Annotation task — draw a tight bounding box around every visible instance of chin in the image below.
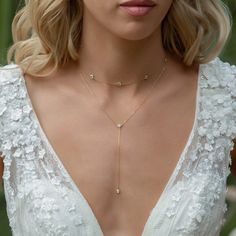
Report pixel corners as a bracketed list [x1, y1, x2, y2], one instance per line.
[113, 25, 157, 41]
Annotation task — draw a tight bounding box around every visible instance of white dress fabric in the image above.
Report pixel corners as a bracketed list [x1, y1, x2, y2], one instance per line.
[0, 57, 236, 236]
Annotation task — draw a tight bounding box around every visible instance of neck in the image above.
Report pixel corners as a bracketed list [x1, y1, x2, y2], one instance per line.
[76, 11, 168, 99]
[77, 13, 167, 90]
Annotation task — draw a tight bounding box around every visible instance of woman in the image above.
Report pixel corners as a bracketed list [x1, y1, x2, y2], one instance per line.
[0, 0, 236, 235]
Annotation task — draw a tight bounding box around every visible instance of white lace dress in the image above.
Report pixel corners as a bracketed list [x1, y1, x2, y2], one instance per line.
[0, 57, 236, 236]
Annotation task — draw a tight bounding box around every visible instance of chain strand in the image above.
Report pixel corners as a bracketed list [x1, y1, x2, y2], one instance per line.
[79, 56, 168, 194]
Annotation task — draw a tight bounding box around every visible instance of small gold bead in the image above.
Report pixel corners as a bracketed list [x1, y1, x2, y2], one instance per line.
[116, 188, 120, 194]
[115, 81, 122, 86]
[89, 74, 95, 80]
[117, 123, 123, 128]
[144, 74, 149, 80]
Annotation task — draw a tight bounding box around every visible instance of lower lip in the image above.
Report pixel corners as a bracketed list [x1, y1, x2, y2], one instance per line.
[119, 6, 155, 16]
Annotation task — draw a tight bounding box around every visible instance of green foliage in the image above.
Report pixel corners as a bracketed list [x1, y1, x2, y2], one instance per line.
[221, 0, 236, 64]
[0, 0, 17, 65]
[0, 187, 11, 236]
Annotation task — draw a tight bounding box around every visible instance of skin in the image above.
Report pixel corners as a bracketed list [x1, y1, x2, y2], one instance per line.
[0, 0, 236, 235]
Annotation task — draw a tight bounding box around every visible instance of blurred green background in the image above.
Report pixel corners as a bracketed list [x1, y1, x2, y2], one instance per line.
[0, 0, 236, 235]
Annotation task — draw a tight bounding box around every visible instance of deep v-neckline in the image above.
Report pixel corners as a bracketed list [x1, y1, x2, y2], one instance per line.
[20, 63, 203, 236]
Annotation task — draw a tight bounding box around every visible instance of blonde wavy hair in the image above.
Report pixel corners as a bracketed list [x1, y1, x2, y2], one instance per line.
[6, 0, 233, 77]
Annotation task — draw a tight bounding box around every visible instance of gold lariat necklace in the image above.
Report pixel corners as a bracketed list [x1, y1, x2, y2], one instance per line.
[79, 56, 168, 195]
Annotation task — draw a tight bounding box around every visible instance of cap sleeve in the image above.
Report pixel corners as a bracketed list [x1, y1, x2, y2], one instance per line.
[0, 63, 22, 159]
[226, 63, 236, 96]
[219, 60, 236, 169]
[212, 59, 236, 138]
[225, 62, 236, 140]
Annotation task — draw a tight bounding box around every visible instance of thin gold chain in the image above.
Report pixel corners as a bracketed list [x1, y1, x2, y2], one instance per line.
[88, 72, 150, 86]
[79, 57, 168, 194]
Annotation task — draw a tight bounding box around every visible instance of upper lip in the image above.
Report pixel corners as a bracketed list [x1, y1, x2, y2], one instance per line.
[119, 0, 156, 7]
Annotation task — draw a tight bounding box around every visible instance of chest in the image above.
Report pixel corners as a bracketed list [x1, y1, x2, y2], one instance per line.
[24, 79, 198, 235]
